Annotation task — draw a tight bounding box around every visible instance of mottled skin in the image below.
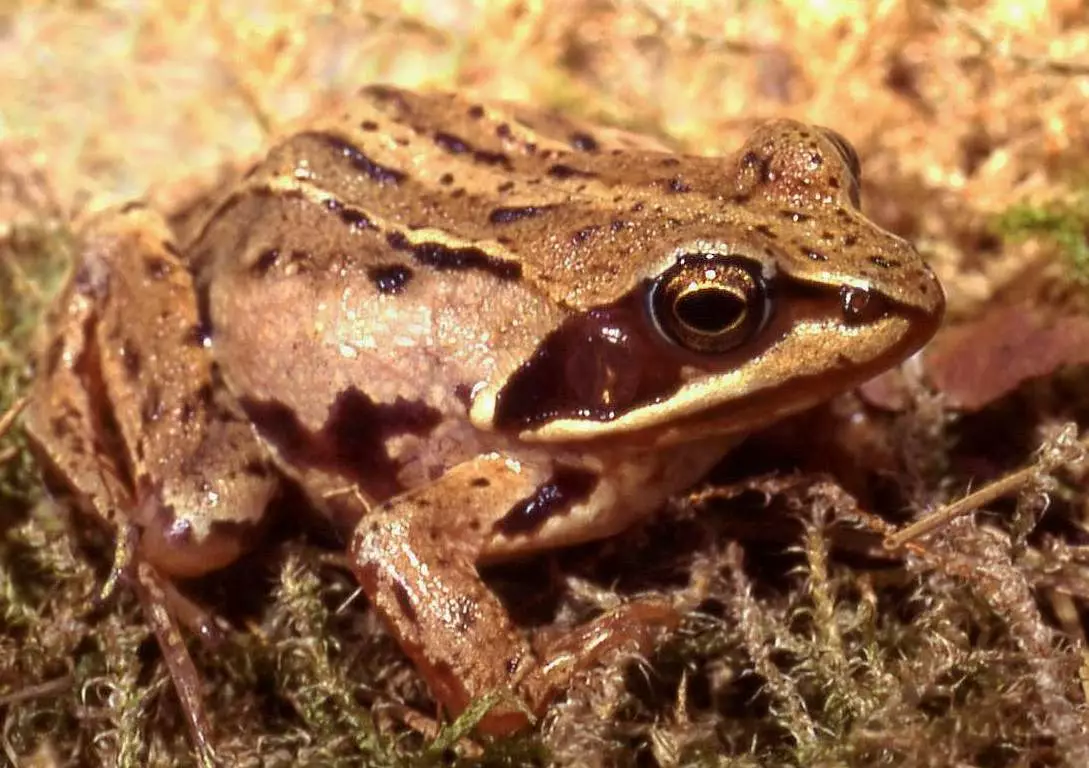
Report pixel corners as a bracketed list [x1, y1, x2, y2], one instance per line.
[24, 86, 944, 744]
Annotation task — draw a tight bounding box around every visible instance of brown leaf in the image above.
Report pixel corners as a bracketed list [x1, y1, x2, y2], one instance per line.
[923, 303, 1089, 410]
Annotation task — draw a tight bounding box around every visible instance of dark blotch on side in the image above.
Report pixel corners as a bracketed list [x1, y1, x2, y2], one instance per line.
[870, 255, 900, 269]
[495, 466, 599, 536]
[367, 263, 414, 294]
[241, 389, 441, 499]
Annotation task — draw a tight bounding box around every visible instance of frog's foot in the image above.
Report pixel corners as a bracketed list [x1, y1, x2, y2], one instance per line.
[349, 455, 680, 735]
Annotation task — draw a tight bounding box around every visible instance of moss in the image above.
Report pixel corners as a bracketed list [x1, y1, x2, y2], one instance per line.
[993, 191, 1089, 286]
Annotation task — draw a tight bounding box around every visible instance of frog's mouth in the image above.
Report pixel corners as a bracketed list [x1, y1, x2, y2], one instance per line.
[478, 266, 943, 446]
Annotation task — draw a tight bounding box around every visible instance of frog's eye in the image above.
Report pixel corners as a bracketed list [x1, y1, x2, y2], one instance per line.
[820, 128, 861, 181]
[649, 255, 770, 354]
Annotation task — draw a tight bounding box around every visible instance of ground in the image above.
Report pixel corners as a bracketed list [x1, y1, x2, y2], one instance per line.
[2, 2, 1089, 766]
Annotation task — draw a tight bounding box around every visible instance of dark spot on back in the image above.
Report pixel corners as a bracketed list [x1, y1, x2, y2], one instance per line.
[252, 249, 280, 275]
[470, 477, 490, 488]
[438, 172, 455, 185]
[547, 163, 597, 180]
[754, 224, 777, 239]
[453, 384, 473, 409]
[473, 149, 513, 170]
[870, 255, 899, 269]
[183, 322, 210, 348]
[805, 249, 829, 262]
[571, 224, 602, 245]
[43, 337, 64, 377]
[666, 177, 691, 193]
[741, 150, 773, 184]
[386, 231, 522, 280]
[121, 339, 141, 380]
[323, 198, 373, 231]
[780, 210, 811, 223]
[391, 581, 419, 625]
[495, 123, 513, 140]
[360, 120, 379, 131]
[144, 257, 171, 280]
[307, 132, 405, 185]
[488, 205, 556, 224]
[243, 460, 270, 478]
[569, 131, 599, 152]
[367, 263, 414, 294]
[434, 131, 472, 154]
[141, 385, 163, 425]
[468, 104, 485, 119]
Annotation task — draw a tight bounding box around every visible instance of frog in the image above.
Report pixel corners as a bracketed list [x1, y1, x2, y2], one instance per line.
[23, 85, 945, 749]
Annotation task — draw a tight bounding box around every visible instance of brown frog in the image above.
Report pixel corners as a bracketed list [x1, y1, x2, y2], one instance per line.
[24, 85, 944, 751]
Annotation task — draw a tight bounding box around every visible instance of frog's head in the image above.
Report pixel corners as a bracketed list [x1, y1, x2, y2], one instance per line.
[477, 120, 944, 446]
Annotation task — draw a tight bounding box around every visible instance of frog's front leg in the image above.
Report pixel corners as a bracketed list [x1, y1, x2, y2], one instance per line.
[350, 454, 679, 734]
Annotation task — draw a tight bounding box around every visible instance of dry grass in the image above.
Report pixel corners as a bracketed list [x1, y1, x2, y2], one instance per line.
[2, 1, 1089, 766]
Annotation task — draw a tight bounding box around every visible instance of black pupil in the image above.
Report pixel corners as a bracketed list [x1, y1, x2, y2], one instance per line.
[675, 289, 745, 334]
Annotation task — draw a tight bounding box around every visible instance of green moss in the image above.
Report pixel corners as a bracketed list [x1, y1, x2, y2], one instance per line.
[993, 191, 1089, 285]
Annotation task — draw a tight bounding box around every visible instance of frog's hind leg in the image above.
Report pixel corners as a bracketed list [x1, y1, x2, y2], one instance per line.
[349, 454, 679, 735]
[23, 206, 278, 761]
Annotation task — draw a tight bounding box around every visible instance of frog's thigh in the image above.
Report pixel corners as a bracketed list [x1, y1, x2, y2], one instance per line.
[350, 454, 677, 733]
[30, 207, 277, 578]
